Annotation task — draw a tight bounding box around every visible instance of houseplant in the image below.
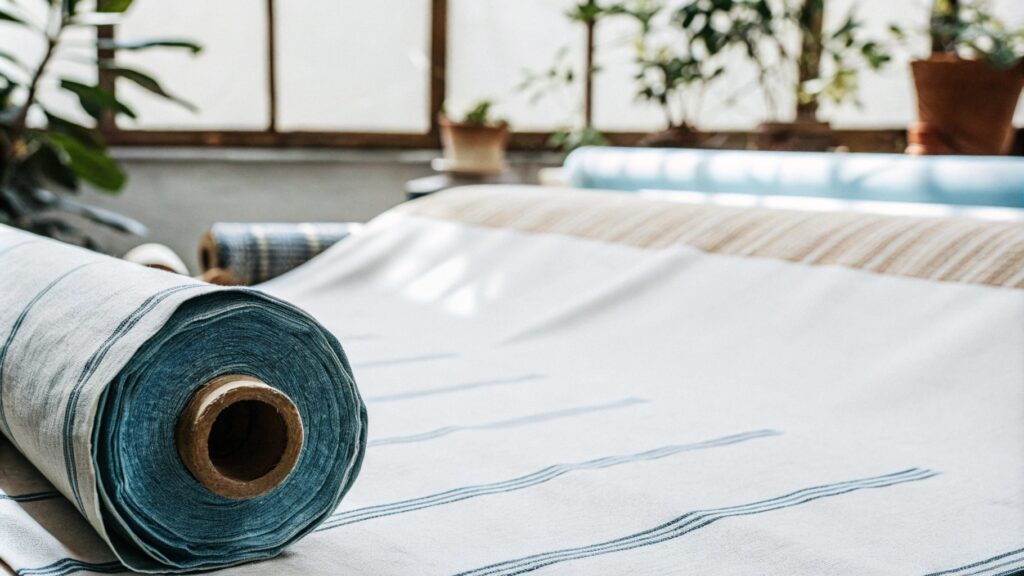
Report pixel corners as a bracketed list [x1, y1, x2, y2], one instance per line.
[0, 0, 199, 250]
[761, 0, 897, 150]
[611, 0, 725, 147]
[520, 1, 614, 152]
[668, 0, 890, 150]
[438, 100, 510, 175]
[900, 0, 1024, 155]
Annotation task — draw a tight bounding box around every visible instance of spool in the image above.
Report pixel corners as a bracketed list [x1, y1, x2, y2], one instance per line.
[176, 375, 304, 499]
[122, 243, 190, 276]
[198, 231, 220, 273]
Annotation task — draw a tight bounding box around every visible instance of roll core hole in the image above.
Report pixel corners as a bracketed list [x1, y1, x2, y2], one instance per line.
[177, 375, 304, 499]
[208, 399, 288, 482]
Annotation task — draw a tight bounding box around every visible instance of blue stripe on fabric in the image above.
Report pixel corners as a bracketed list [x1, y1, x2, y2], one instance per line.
[0, 262, 102, 442]
[925, 548, 1024, 576]
[364, 374, 545, 403]
[455, 468, 938, 576]
[0, 490, 61, 503]
[0, 239, 39, 258]
[352, 352, 457, 370]
[16, 559, 124, 576]
[317, 429, 780, 532]
[62, 283, 205, 513]
[368, 397, 647, 447]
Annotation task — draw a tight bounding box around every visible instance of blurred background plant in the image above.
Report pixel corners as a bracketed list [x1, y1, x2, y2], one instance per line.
[522, 0, 893, 152]
[894, 0, 1024, 67]
[797, 2, 892, 115]
[611, 0, 723, 146]
[0, 0, 199, 250]
[687, 0, 892, 123]
[897, 0, 1024, 155]
[519, 1, 611, 152]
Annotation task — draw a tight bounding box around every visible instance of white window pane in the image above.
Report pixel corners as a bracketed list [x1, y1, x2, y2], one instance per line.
[593, 4, 793, 132]
[275, 0, 430, 132]
[449, 0, 584, 132]
[117, 0, 269, 130]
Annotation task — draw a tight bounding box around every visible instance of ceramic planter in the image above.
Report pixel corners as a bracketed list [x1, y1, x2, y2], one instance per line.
[438, 115, 510, 175]
[909, 55, 1024, 155]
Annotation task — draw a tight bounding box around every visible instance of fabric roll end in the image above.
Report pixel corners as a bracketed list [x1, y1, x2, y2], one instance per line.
[176, 375, 304, 500]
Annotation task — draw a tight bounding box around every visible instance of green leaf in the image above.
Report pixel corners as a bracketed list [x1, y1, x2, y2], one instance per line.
[0, 6, 29, 27]
[98, 0, 134, 12]
[27, 140, 80, 191]
[102, 66, 196, 111]
[45, 111, 105, 149]
[60, 79, 136, 120]
[0, 49, 27, 72]
[0, 187, 29, 218]
[97, 38, 202, 54]
[47, 132, 126, 192]
[55, 195, 148, 235]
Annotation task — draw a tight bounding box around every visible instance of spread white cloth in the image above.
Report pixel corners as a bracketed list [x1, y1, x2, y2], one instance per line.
[2, 187, 1022, 575]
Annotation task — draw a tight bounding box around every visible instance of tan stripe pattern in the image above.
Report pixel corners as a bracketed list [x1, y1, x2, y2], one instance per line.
[399, 186, 1024, 289]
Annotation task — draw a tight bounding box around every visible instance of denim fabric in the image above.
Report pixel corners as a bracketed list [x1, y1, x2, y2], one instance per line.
[93, 291, 367, 571]
[0, 224, 367, 573]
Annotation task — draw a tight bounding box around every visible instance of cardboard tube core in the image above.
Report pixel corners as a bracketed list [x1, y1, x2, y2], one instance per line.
[177, 375, 303, 499]
[198, 231, 219, 272]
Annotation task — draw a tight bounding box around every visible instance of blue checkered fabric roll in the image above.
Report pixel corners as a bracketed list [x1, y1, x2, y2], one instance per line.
[200, 223, 359, 285]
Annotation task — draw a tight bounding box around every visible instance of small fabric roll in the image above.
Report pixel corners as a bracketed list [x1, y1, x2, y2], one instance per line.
[0, 224, 367, 572]
[200, 223, 360, 285]
[122, 243, 190, 276]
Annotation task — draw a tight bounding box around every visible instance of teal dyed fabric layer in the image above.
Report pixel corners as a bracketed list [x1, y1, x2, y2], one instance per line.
[0, 224, 366, 573]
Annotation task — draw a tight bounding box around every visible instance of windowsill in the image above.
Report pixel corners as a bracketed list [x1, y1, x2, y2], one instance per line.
[110, 147, 566, 166]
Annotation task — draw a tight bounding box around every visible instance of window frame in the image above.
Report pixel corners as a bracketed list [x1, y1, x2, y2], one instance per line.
[98, 0, 907, 152]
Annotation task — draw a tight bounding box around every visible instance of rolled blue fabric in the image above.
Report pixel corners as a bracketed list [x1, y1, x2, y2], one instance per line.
[201, 223, 359, 285]
[0, 224, 366, 572]
[564, 147, 1024, 208]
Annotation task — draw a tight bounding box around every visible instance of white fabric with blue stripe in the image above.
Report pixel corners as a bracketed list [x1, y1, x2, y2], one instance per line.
[1, 187, 1022, 575]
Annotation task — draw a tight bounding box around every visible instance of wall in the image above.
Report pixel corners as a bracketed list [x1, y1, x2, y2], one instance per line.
[74, 149, 556, 271]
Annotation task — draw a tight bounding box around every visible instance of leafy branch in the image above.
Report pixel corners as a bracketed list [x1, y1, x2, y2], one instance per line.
[0, 0, 201, 248]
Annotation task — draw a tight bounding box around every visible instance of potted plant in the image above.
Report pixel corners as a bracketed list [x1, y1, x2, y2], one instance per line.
[520, 1, 614, 153]
[752, 0, 893, 150]
[670, 0, 889, 150]
[757, 0, 833, 150]
[437, 100, 510, 175]
[899, 0, 1024, 155]
[610, 1, 723, 148]
[0, 0, 199, 249]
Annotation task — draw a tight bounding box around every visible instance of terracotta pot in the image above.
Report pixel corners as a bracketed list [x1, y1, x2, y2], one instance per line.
[909, 56, 1024, 155]
[753, 121, 834, 151]
[438, 115, 509, 175]
[638, 125, 705, 148]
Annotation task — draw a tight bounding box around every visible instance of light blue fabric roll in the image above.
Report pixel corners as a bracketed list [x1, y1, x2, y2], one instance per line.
[0, 224, 367, 572]
[564, 147, 1024, 208]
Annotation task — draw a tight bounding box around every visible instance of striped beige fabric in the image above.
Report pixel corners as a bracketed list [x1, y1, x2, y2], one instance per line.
[399, 186, 1024, 289]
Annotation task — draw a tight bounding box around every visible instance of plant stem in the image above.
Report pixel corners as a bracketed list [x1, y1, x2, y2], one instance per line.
[584, 11, 595, 127]
[930, 0, 960, 54]
[4, 4, 63, 175]
[795, 0, 824, 123]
